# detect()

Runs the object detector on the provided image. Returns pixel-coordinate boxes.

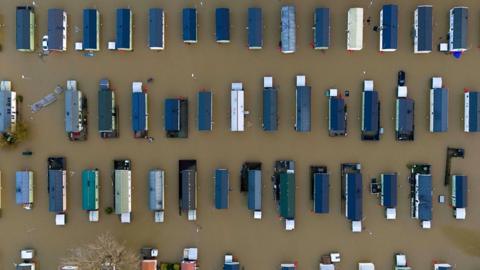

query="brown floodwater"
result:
[1,0,480,269]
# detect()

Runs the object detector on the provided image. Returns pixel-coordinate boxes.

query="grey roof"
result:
[247,170,261,211]
[181,170,196,211]
[280,5,296,53]
[0,90,14,133]
[148,170,164,211]
[65,89,83,133]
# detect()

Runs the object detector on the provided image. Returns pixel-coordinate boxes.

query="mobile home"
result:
[396,85,415,141]
[464,90,480,132]
[347,8,363,51]
[179,160,197,221]
[414,5,432,53]
[380,173,398,220]
[241,162,262,219]
[83,9,100,51]
[273,160,296,231]
[114,159,132,223]
[215,169,229,209]
[224,254,240,270]
[379,4,398,52]
[311,166,329,214]
[47,9,67,52]
[451,175,467,220]
[449,7,468,52]
[361,80,381,140]
[328,89,347,136]
[149,169,165,223]
[231,82,245,132]
[116,8,133,51]
[295,75,311,132]
[48,157,67,225]
[280,5,296,53]
[342,163,363,232]
[149,8,165,50]
[430,77,448,133]
[280,263,297,270]
[197,91,212,131]
[248,7,263,49]
[314,8,330,50]
[183,8,198,43]
[165,98,188,138]
[65,80,88,141]
[82,169,99,222]
[216,8,230,43]
[16,6,35,52]
[132,82,148,138]
[409,164,432,229]
[262,76,278,131]
[98,79,118,138]
[15,171,34,210]
[0,81,18,134]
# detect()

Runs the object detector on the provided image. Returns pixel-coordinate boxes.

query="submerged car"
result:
[398,70,406,86]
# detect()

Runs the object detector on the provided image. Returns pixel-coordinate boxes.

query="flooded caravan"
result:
[98,79,118,138]
[82,169,99,222]
[164,98,188,138]
[434,263,452,270]
[116,8,133,51]
[48,157,67,226]
[197,91,212,131]
[113,159,132,223]
[0,81,18,134]
[65,80,88,141]
[327,89,347,136]
[149,169,165,223]
[241,162,262,219]
[409,164,432,229]
[179,160,197,221]
[224,254,240,270]
[379,4,398,52]
[341,163,363,232]
[273,160,296,231]
[247,7,262,49]
[262,76,278,131]
[451,175,467,220]
[280,263,297,270]
[449,7,468,53]
[83,9,100,51]
[414,5,432,53]
[313,8,330,50]
[215,8,230,43]
[140,247,158,270]
[30,85,64,113]
[215,169,229,209]
[47,8,67,52]
[16,6,35,52]
[311,166,329,214]
[132,82,148,138]
[149,8,165,50]
[361,80,381,140]
[358,262,375,270]
[280,5,296,53]
[464,90,480,132]
[15,249,36,270]
[231,82,245,132]
[430,77,448,133]
[15,171,34,210]
[347,8,363,51]
[380,173,398,220]
[181,247,199,270]
[396,81,415,141]
[295,75,311,132]
[183,8,198,43]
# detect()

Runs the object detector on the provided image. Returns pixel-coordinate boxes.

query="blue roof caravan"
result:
[295,75,311,132]
[0,81,18,135]
[116,8,133,51]
[98,79,118,138]
[327,89,347,136]
[47,9,67,52]
[414,5,432,53]
[65,80,88,141]
[449,7,468,53]
[273,160,296,231]
[165,98,188,138]
[197,91,212,131]
[183,8,198,43]
[409,164,432,229]
[114,159,132,224]
[179,160,197,221]
[247,7,263,49]
[451,175,467,220]
[341,163,363,232]
[361,80,381,140]
[231,82,246,132]
[464,90,480,132]
[280,5,296,53]
[48,157,67,226]
[82,169,99,222]
[313,8,330,50]
[16,6,35,52]
[132,82,148,138]
[15,171,34,210]
[215,169,229,209]
[311,166,329,214]
[396,79,415,141]
[216,8,230,43]
[429,77,448,133]
[149,8,165,50]
[241,162,262,220]
[380,173,398,220]
[347,8,363,51]
[223,254,240,270]
[149,169,165,223]
[263,76,278,131]
[83,9,100,51]
[379,4,398,52]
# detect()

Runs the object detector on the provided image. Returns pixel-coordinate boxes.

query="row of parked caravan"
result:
[9,155,467,234]
[15,5,467,54]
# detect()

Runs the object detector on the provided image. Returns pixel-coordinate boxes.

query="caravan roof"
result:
[314,8,330,49]
[149,8,165,50]
[248,8,262,49]
[281,6,296,53]
[47,9,66,51]
[83,9,100,51]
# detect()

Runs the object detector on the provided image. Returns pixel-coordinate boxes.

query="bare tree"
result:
[61,232,140,270]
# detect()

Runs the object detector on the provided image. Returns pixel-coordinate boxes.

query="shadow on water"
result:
[442,226,480,257]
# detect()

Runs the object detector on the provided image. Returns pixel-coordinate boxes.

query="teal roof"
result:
[82,170,99,211]
[279,172,295,219]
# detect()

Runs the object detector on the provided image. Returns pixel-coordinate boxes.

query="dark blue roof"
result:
[466,91,480,132]
[248,8,262,49]
[314,8,330,49]
[165,99,180,132]
[16,6,34,51]
[132,92,147,132]
[247,170,261,210]
[346,173,362,221]
[281,266,296,270]
[313,173,329,213]
[149,8,164,49]
[181,169,196,211]
[381,4,398,50]
[295,86,311,132]
[381,173,397,208]
[183,8,197,42]
[215,169,229,209]
[116,8,132,50]
[224,263,240,270]
[417,174,432,221]
[362,91,380,132]
[263,87,278,131]
[197,91,212,131]
[329,96,346,135]
[47,9,65,51]
[83,9,99,50]
[416,6,432,52]
[396,98,414,134]
[453,175,467,208]
[215,8,230,42]
[15,171,32,205]
[450,7,468,51]
[48,170,65,213]
[431,88,448,132]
